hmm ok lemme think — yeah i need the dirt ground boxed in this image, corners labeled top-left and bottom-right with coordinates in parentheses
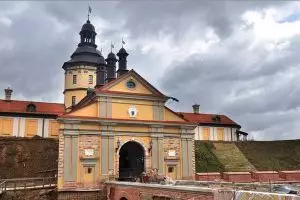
top-left (0, 136), bottom-right (58, 179)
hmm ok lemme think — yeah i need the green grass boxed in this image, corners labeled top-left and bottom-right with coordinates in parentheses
top-left (195, 140), bottom-right (300, 173)
top-left (236, 140), bottom-right (300, 171)
top-left (212, 142), bottom-right (256, 172)
top-left (195, 141), bottom-right (225, 173)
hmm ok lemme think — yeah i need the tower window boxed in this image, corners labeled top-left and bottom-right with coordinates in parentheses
top-left (73, 75), bottom-right (77, 84)
top-left (72, 96), bottom-right (76, 106)
top-left (89, 75), bottom-right (93, 84)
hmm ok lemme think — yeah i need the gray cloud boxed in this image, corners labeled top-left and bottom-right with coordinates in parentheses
top-left (0, 1), bottom-right (298, 140)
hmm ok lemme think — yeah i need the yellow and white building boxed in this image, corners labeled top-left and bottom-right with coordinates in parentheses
top-left (0, 88), bottom-right (64, 138)
top-left (179, 105), bottom-right (247, 141)
top-left (0, 16), bottom-right (247, 193)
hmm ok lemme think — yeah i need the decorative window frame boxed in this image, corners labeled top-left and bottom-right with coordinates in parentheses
top-left (125, 79), bottom-right (137, 90)
top-left (128, 106), bottom-right (138, 118)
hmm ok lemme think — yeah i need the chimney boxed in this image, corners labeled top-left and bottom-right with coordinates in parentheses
top-left (4, 87), bottom-right (13, 101)
top-left (192, 104), bottom-right (200, 114)
top-left (95, 65), bottom-right (107, 88)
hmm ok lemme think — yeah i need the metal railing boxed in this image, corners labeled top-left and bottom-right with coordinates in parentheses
top-left (0, 177), bottom-right (56, 193)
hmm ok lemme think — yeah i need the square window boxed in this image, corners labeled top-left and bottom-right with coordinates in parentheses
top-left (168, 167), bottom-right (174, 173)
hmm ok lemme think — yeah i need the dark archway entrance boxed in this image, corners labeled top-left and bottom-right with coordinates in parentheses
top-left (119, 141), bottom-right (145, 181)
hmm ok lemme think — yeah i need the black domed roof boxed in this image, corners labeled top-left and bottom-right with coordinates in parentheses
top-left (118, 47), bottom-right (127, 54)
top-left (62, 19), bottom-right (105, 70)
top-left (107, 52), bottom-right (117, 59)
top-left (117, 47), bottom-right (129, 57)
top-left (81, 20), bottom-right (95, 32)
top-left (62, 46), bottom-right (106, 69)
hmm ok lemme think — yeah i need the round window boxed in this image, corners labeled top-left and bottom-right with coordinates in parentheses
top-left (126, 80), bottom-right (136, 89)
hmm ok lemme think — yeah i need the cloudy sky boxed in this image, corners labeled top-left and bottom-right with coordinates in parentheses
top-left (1, 1), bottom-right (300, 140)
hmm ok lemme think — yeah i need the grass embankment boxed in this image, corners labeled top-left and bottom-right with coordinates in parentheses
top-left (236, 140), bottom-right (300, 171)
top-left (195, 140), bottom-right (300, 173)
top-left (195, 141), bottom-right (225, 173)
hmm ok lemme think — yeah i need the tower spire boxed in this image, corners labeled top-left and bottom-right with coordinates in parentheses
top-left (122, 37), bottom-right (126, 48)
top-left (111, 41), bottom-right (114, 53)
top-left (87, 6), bottom-right (92, 21)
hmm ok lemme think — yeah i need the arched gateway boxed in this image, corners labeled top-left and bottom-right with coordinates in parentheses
top-left (119, 141), bottom-right (145, 181)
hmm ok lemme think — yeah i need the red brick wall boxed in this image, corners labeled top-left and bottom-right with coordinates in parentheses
top-left (195, 171), bottom-right (300, 183)
top-left (106, 184), bottom-right (214, 200)
top-left (279, 171), bottom-right (300, 181)
top-left (195, 173), bottom-right (221, 181)
top-left (58, 191), bottom-right (107, 200)
top-left (223, 172), bottom-right (252, 183)
top-left (251, 171), bottom-right (281, 182)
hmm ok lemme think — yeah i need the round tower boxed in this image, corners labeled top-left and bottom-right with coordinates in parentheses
top-left (62, 19), bottom-right (105, 108)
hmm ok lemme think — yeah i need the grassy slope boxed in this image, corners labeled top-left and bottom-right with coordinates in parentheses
top-left (195, 140), bottom-right (300, 172)
top-left (236, 140), bottom-right (300, 171)
top-left (212, 142), bottom-right (256, 172)
top-left (195, 141), bottom-right (225, 173)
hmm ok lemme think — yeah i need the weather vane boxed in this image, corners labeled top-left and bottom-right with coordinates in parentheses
top-left (122, 37), bottom-right (126, 47)
top-left (111, 41), bottom-right (114, 53)
top-left (88, 6), bottom-right (92, 21)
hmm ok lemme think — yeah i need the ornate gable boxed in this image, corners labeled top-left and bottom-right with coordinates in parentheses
top-left (98, 70), bottom-right (166, 98)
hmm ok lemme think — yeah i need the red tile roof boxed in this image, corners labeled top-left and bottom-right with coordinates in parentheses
top-left (0, 99), bottom-right (65, 116)
top-left (178, 112), bottom-right (241, 128)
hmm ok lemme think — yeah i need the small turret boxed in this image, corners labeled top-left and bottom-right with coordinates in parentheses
top-left (105, 52), bottom-right (117, 82)
top-left (117, 47), bottom-right (129, 77)
top-left (95, 63), bottom-right (107, 88)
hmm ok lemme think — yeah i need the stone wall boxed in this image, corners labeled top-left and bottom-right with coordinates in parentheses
top-left (106, 182), bottom-right (214, 200)
top-left (196, 171), bottom-right (300, 183)
top-left (58, 190), bottom-right (107, 200)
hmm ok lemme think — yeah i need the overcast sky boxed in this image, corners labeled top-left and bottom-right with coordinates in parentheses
top-left (1, 1), bottom-right (300, 140)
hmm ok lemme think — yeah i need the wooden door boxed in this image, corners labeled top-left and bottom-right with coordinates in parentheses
top-left (83, 167), bottom-right (94, 184)
top-left (166, 165), bottom-right (177, 180)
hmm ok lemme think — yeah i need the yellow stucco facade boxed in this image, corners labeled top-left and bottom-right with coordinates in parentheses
top-left (64, 66), bottom-right (97, 108)
top-left (58, 70), bottom-right (196, 190)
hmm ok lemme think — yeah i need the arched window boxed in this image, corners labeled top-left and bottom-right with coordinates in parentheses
top-left (26, 104), bottom-right (36, 112)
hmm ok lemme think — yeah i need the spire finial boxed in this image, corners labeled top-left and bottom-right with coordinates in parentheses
top-left (87, 6), bottom-right (92, 21)
top-left (122, 37), bottom-right (126, 48)
top-left (111, 41), bottom-right (114, 53)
